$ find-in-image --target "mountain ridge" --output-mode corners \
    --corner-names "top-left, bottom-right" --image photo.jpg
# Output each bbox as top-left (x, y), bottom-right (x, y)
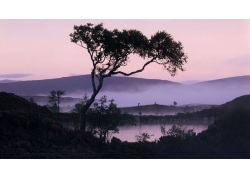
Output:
top-left (190, 75), bottom-right (250, 87)
top-left (0, 79), bottom-right (19, 83)
top-left (0, 74), bottom-right (183, 96)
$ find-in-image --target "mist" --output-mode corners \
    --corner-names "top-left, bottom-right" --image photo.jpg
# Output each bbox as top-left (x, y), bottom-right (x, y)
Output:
top-left (66, 82), bottom-right (250, 107)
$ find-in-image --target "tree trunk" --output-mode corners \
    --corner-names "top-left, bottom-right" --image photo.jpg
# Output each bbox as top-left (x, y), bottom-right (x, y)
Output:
top-left (79, 91), bottom-right (99, 132)
top-left (104, 132), bottom-right (107, 143)
top-left (79, 76), bottom-right (104, 132)
top-left (80, 109), bottom-right (87, 132)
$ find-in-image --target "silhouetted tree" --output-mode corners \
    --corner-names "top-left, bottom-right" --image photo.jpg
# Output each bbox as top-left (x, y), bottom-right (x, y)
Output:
top-left (135, 132), bottom-right (154, 142)
top-left (137, 102), bottom-right (142, 116)
top-left (161, 124), bottom-right (196, 139)
top-left (29, 97), bottom-right (37, 105)
top-left (47, 90), bottom-right (66, 113)
top-left (173, 101), bottom-right (177, 106)
top-left (70, 23), bottom-right (188, 131)
top-left (87, 96), bottom-right (133, 142)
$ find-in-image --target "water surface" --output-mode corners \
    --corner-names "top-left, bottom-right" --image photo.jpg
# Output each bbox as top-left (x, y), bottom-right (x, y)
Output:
top-left (61, 120), bottom-right (212, 142)
top-left (114, 121), bottom-right (211, 142)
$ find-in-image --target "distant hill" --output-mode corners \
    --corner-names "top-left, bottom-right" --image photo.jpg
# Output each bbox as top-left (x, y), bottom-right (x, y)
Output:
top-left (191, 75), bottom-right (250, 88)
top-left (121, 103), bottom-right (218, 115)
top-left (220, 95), bottom-right (250, 109)
top-left (0, 79), bottom-right (19, 83)
top-left (0, 75), bottom-right (183, 96)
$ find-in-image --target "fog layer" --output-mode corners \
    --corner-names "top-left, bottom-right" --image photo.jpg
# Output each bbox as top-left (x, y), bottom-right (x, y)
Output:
top-left (67, 82), bottom-right (250, 107)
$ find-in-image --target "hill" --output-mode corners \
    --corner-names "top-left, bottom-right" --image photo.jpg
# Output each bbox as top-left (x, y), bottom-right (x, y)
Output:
top-left (191, 75), bottom-right (250, 88)
top-left (219, 94), bottom-right (250, 109)
top-left (0, 92), bottom-right (50, 114)
top-left (0, 92), bottom-right (102, 158)
top-left (121, 103), bottom-right (217, 115)
top-left (0, 79), bottom-right (19, 83)
top-left (0, 75), bottom-right (182, 96)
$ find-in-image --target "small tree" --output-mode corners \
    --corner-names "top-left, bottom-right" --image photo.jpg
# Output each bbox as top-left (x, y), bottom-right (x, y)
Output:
top-left (173, 101), bottom-right (177, 106)
top-left (70, 23), bottom-right (188, 131)
top-left (135, 132), bottom-right (154, 142)
top-left (87, 96), bottom-right (134, 142)
top-left (160, 124), bottom-right (196, 139)
top-left (29, 97), bottom-right (37, 104)
top-left (47, 90), bottom-right (66, 113)
top-left (137, 102), bottom-right (142, 116)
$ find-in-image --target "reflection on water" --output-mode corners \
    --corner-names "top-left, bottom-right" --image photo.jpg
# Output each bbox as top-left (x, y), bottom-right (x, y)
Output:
top-left (61, 120), bottom-right (213, 142)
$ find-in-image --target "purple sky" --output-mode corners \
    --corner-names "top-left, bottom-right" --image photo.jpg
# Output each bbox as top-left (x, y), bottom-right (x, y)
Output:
top-left (1, 19), bottom-right (250, 83)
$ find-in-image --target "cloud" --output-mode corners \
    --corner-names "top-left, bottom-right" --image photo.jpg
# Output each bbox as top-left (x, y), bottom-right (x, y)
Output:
top-left (0, 73), bottom-right (32, 78)
top-left (226, 55), bottom-right (250, 66)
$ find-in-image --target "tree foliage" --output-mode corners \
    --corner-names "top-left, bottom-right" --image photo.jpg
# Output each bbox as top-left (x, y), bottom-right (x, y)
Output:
top-left (70, 23), bottom-right (188, 131)
top-left (173, 101), bottom-right (177, 106)
top-left (160, 124), bottom-right (196, 139)
top-left (70, 23), bottom-right (187, 76)
top-left (135, 132), bottom-right (154, 142)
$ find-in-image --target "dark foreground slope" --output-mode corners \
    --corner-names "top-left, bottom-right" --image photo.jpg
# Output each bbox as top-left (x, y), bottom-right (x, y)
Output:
top-left (0, 92), bottom-right (103, 158)
top-left (196, 108), bottom-right (250, 158)
top-left (0, 92), bottom-right (50, 113)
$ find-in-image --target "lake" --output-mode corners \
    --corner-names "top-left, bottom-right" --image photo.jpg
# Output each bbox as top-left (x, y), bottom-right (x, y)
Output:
top-left (61, 120), bottom-right (213, 142)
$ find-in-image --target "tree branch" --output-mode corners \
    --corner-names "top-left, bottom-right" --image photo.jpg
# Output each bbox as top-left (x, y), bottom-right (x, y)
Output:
top-left (111, 57), bottom-right (157, 76)
top-left (76, 42), bottom-right (87, 49)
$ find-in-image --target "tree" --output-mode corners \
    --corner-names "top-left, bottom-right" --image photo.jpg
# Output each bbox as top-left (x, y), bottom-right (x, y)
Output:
top-left (160, 124), bottom-right (196, 139)
top-left (87, 95), bottom-right (134, 142)
top-left (135, 132), bottom-right (154, 142)
top-left (29, 97), bottom-right (37, 105)
top-left (137, 102), bottom-right (142, 116)
top-left (173, 101), bottom-right (177, 106)
top-left (47, 90), bottom-right (66, 113)
top-left (70, 23), bottom-right (188, 131)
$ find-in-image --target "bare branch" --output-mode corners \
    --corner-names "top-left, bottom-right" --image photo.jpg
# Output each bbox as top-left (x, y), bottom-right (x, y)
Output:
top-left (111, 57), bottom-right (157, 76)
top-left (76, 42), bottom-right (87, 49)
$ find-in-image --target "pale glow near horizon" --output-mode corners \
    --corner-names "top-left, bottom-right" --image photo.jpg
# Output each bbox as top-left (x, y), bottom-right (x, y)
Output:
top-left (1, 19), bottom-right (250, 83)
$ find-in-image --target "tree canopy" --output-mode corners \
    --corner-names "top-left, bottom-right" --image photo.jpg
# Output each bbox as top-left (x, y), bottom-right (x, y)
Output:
top-left (70, 23), bottom-right (187, 78)
top-left (47, 90), bottom-right (65, 113)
